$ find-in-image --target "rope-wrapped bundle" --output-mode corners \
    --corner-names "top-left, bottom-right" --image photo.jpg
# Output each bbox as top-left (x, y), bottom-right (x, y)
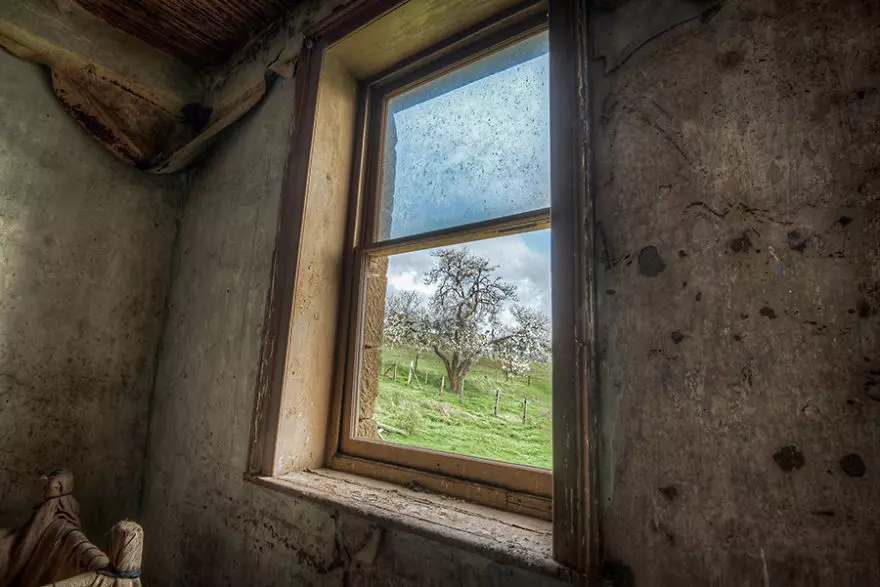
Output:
top-left (0, 470), bottom-right (108, 587)
top-left (48, 521), bottom-right (144, 587)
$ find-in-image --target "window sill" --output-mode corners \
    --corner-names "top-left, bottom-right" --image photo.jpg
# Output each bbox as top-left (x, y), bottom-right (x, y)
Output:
top-left (247, 469), bottom-right (572, 583)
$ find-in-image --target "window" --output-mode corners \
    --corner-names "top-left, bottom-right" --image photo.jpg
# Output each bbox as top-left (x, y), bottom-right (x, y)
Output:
top-left (339, 26), bottom-right (553, 504)
top-left (249, 0), bottom-right (595, 576)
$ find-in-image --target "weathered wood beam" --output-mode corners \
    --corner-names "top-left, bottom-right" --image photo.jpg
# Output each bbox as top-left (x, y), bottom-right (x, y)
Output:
top-left (0, 0), bottom-right (270, 173)
top-left (0, 0), bottom-right (199, 113)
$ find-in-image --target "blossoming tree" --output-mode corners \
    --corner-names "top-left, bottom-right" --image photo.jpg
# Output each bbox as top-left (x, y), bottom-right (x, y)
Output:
top-left (384, 247), bottom-right (549, 398)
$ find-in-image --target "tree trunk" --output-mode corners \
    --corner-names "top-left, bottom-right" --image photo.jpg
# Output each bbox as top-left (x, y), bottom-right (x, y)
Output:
top-left (432, 347), bottom-right (472, 400)
top-left (449, 363), bottom-right (472, 400)
top-left (450, 373), bottom-right (463, 399)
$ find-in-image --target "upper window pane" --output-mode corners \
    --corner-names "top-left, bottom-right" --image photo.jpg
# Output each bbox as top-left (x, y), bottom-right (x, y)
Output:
top-left (377, 31), bottom-right (550, 241)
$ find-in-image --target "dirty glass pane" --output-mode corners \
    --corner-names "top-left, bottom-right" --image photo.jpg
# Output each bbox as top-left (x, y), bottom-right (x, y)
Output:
top-left (356, 230), bottom-right (552, 468)
top-left (376, 31), bottom-right (550, 241)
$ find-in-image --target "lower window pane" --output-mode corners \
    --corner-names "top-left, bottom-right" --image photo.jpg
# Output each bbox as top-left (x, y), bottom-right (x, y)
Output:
top-left (356, 230), bottom-right (552, 468)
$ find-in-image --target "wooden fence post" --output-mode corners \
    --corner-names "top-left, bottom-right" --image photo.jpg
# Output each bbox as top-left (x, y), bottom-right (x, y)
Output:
top-left (407, 361), bottom-right (413, 385)
top-left (439, 375), bottom-right (445, 397)
top-left (522, 398), bottom-right (528, 423)
top-left (494, 389), bottom-right (501, 416)
top-left (392, 362), bottom-right (397, 381)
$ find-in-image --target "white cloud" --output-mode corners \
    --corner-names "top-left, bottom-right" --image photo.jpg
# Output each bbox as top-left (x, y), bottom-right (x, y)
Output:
top-left (384, 231), bottom-right (551, 322)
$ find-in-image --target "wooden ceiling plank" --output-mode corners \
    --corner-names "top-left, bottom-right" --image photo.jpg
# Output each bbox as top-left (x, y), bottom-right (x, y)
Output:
top-left (73, 0), bottom-right (295, 68)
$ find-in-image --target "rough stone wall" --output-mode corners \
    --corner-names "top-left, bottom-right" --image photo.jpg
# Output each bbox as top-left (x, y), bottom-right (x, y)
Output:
top-left (359, 255), bottom-right (388, 439)
top-left (0, 51), bottom-right (181, 537)
top-left (139, 75), bottom-right (563, 587)
top-left (596, 0), bottom-right (880, 584)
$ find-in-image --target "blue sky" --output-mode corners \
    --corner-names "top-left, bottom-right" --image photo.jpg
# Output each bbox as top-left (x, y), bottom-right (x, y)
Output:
top-left (383, 33), bottom-right (551, 320)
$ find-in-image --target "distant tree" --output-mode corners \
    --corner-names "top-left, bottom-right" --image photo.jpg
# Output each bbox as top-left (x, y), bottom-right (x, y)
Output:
top-left (496, 305), bottom-right (550, 379)
top-left (384, 290), bottom-right (425, 371)
top-left (383, 248), bottom-right (549, 398)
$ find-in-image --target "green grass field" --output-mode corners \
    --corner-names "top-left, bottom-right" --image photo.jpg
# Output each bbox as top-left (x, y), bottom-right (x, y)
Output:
top-left (373, 346), bottom-right (552, 468)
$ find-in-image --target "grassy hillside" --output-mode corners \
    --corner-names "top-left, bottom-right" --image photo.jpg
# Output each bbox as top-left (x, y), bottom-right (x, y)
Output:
top-left (373, 346), bottom-right (552, 468)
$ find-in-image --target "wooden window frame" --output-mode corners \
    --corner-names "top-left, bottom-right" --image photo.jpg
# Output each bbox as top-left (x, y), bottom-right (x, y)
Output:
top-left (337, 13), bottom-right (552, 505)
top-left (247, 0), bottom-right (597, 577)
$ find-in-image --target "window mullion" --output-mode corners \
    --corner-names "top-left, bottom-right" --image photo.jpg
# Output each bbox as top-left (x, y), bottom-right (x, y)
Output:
top-left (363, 207), bottom-right (550, 256)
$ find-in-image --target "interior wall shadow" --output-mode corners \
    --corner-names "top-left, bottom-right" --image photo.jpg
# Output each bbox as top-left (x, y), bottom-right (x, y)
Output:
top-left (0, 49), bottom-right (182, 538)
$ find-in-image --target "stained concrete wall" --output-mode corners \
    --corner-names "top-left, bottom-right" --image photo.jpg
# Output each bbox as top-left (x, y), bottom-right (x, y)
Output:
top-left (139, 75), bottom-right (564, 586)
top-left (597, 0), bottom-right (880, 584)
top-left (0, 50), bottom-right (181, 536)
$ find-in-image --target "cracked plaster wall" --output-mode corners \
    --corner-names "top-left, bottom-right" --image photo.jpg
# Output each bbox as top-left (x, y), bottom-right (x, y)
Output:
top-left (596, 0), bottom-right (880, 584)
